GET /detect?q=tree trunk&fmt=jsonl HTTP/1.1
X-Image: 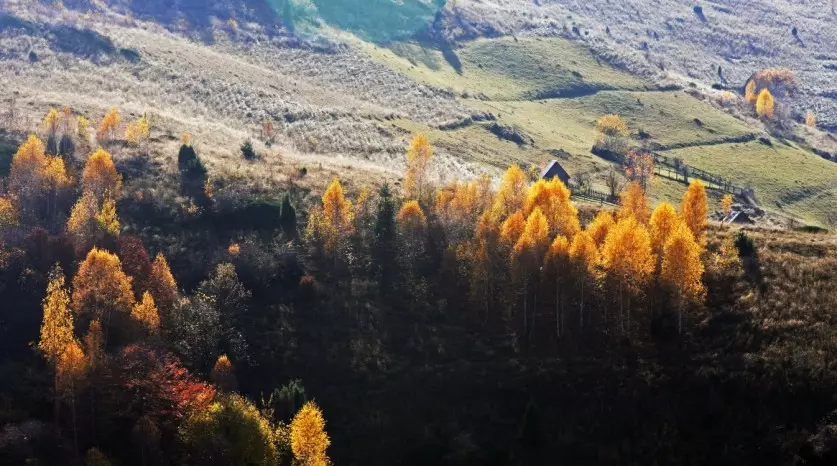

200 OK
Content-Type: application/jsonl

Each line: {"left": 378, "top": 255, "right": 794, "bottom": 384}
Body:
{"left": 555, "top": 278, "right": 561, "bottom": 340}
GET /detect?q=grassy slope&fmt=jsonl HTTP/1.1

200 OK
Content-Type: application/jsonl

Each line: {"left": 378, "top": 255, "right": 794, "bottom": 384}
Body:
{"left": 359, "top": 36, "right": 836, "bottom": 225}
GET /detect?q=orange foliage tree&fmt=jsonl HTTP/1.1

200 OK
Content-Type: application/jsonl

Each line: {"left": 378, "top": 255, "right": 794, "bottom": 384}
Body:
{"left": 306, "top": 178, "right": 354, "bottom": 261}
{"left": 290, "top": 401, "right": 331, "bottom": 466}
{"left": 39, "top": 265, "right": 76, "bottom": 365}
{"left": 98, "top": 108, "right": 121, "bottom": 141}
{"left": 618, "top": 181, "right": 650, "bottom": 224}
{"left": 524, "top": 178, "right": 580, "bottom": 239}
{"left": 0, "top": 196, "right": 19, "bottom": 230}
{"left": 756, "top": 88, "right": 775, "bottom": 119}
{"left": 83, "top": 148, "right": 122, "bottom": 202}
{"left": 396, "top": 200, "right": 428, "bottom": 272}
{"left": 586, "top": 210, "right": 615, "bottom": 247}
{"left": 210, "top": 354, "right": 238, "bottom": 392}
{"left": 491, "top": 165, "right": 528, "bottom": 220}
{"left": 649, "top": 202, "right": 681, "bottom": 256}
{"left": 681, "top": 180, "right": 708, "bottom": 240}
{"left": 72, "top": 248, "right": 136, "bottom": 344}
{"left": 600, "top": 216, "right": 655, "bottom": 334}
{"left": 132, "top": 291, "right": 161, "bottom": 337}
{"left": 510, "top": 208, "right": 550, "bottom": 339}
{"left": 595, "top": 114, "right": 629, "bottom": 154}
{"left": 660, "top": 223, "right": 705, "bottom": 333}
{"left": 9, "top": 135, "right": 47, "bottom": 216}
{"left": 148, "top": 253, "right": 178, "bottom": 318}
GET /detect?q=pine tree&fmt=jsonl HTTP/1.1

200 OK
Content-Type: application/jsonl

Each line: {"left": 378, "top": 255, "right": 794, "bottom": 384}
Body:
{"left": 373, "top": 184, "right": 398, "bottom": 296}
{"left": 290, "top": 401, "right": 331, "bottom": 466}
{"left": 280, "top": 193, "right": 298, "bottom": 239}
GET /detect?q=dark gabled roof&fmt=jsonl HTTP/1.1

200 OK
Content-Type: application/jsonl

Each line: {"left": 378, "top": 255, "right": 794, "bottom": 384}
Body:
{"left": 540, "top": 160, "right": 570, "bottom": 181}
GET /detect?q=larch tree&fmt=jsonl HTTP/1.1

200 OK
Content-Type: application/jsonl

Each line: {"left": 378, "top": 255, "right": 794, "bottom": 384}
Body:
{"left": 587, "top": 210, "right": 615, "bottom": 247}
{"left": 511, "top": 208, "right": 550, "bottom": 339}
{"left": 98, "top": 108, "right": 120, "bottom": 141}
{"left": 595, "top": 114, "right": 629, "bottom": 154}
{"left": 77, "top": 116, "right": 91, "bottom": 142}
{"left": 404, "top": 133, "right": 433, "bottom": 201}
{"left": 131, "top": 291, "right": 161, "bottom": 337}
{"left": 681, "top": 179, "right": 708, "bottom": 240}
{"left": 600, "top": 216, "right": 656, "bottom": 335}
{"left": 72, "top": 247, "right": 136, "bottom": 345}
{"left": 95, "top": 197, "right": 120, "bottom": 237}
{"left": 618, "top": 181, "right": 650, "bottom": 224}
{"left": 756, "top": 88, "right": 775, "bottom": 119}
{"left": 491, "top": 165, "right": 528, "bottom": 220}
{"left": 148, "top": 253, "right": 178, "bottom": 318}
{"left": 67, "top": 191, "right": 100, "bottom": 250}
{"left": 649, "top": 202, "right": 681, "bottom": 256}
{"left": 660, "top": 223, "right": 705, "bottom": 333}
{"left": 744, "top": 80, "right": 758, "bottom": 104}
{"left": 83, "top": 148, "right": 122, "bottom": 202}
{"left": 720, "top": 194, "right": 734, "bottom": 218}
{"left": 0, "top": 196, "right": 18, "bottom": 231}
{"left": 524, "top": 178, "right": 580, "bottom": 239}
{"left": 126, "top": 114, "right": 150, "bottom": 149}
{"left": 39, "top": 265, "right": 76, "bottom": 366}
{"left": 210, "top": 354, "right": 238, "bottom": 392}
{"left": 569, "top": 231, "right": 599, "bottom": 329}
{"left": 544, "top": 235, "right": 570, "bottom": 339}
{"left": 84, "top": 320, "right": 105, "bottom": 373}
{"left": 57, "top": 341, "right": 86, "bottom": 455}
{"left": 44, "top": 155, "right": 71, "bottom": 219}
{"left": 290, "top": 401, "right": 331, "bottom": 466}
{"left": 396, "top": 200, "right": 428, "bottom": 273}
{"left": 499, "top": 210, "right": 526, "bottom": 250}
{"left": 805, "top": 111, "right": 817, "bottom": 128}
{"left": 9, "top": 134, "right": 47, "bottom": 217}
{"left": 43, "top": 108, "right": 60, "bottom": 142}
{"left": 306, "top": 178, "right": 354, "bottom": 262}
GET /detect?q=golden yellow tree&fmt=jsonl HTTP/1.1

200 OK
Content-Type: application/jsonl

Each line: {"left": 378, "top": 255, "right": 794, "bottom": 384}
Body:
{"left": 744, "top": 80, "right": 758, "bottom": 104}
{"left": 84, "top": 320, "right": 105, "bottom": 373}
{"left": 681, "top": 179, "right": 708, "bottom": 240}
{"left": 499, "top": 210, "right": 526, "bottom": 250}
{"left": 600, "top": 216, "right": 655, "bottom": 334}
{"left": 756, "top": 88, "right": 775, "bottom": 119}
{"left": 569, "top": 231, "right": 599, "bottom": 329}
{"left": 649, "top": 202, "right": 681, "bottom": 256}
{"left": 39, "top": 265, "right": 75, "bottom": 365}
{"left": 126, "top": 114, "right": 150, "bottom": 148}
{"left": 42, "top": 108, "right": 60, "bottom": 141}
{"left": 0, "top": 197, "right": 18, "bottom": 230}
{"left": 290, "top": 401, "right": 331, "bottom": 466}
{"left": 211, "top": 354, "right": 238, "bottom": 392}
{"left": 83, "top": 148, "right": 122, "bottom": 202}
{"left": 595, "top": 114, "right": 629, "bottom": 153}
{"left": 720, "top": 194, "right": 733, "bottom": 219}
{"left": 148, "top": 253, "right": 178, "bottom": 317}
{"left": 544, "top": 235, "right": 570, "bottom": 339}
{"left": 95, "top": 198, "right": 120, "bottom": 236}
{"left": 306, "top": 178, "right": 354, "bottom": 259}
{"left": 131, "top": 291, "right": 160, "bottom": 336}
{"left": 511, "top": 208, "right": 550, "bottom": 339}
{"left": 404, "top": 133, "right": 433, "bottom": 201}
{"left": 524, "top": 178, "right": 580, "bottom": 239}
{"left": 9, "top": 134, "right": 47, "bottom": 215}
{"left": 618, "top": 181, "right": 650, "bottom": 224}
{"left": 72, "top": 248, "right": 136, "bottom": 342}
{"left": 98, "top": 108, "right": 121, "bottom": 141}
{"left": 77, "top": 116, "right": 91, "bottom": 141}
{"left": 805, "top": 111, "right": 817, "bottom": 128}
{"left": 586, "top": 210, "right": 615, "bottom": 247}
{"left": 57, "top": 340, "right": 87, "bottom": 455}
{"left": 491, "top": 165, "right": 528, "bottom": 220}
{"left": 67, "top": 191, "right": 100, "bottom": 248}
{"left": 660, "top": 223, "right": 705, "bottom": 333}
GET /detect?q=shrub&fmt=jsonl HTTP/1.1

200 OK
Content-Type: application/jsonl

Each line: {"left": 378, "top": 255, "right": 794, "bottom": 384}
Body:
{"left": 241, "top": 140, "right": 258, "bottom": 161}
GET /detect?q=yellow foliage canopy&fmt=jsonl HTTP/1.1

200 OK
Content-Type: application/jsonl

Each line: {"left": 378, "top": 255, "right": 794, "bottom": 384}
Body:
{"left": 56, "top": 341, "right": 86, "bottom": 397}
{"left": 98, "top": 108, "right": 121, "bottom": 140}
{"left": 649, "top": 202, "right": 681, "bottom": 255}
{"left": 72, "top": 247, "right": 135, "bottom": 321}
{"left": 499, "top": 210, "right": 526, "bottom": 249}
{"left": 67, "top": 191, "right": 100, "bottom": 244}
{"left": 83, "top": 148, "right": 122, "bottom": 201}
{"left": 404, "top": 133, "right": 433, "bottom": 200}
{"left": 96, "top": 198, "right": 120, "bottom": 236}
{"left": 491, "top": 165, "right": 527, "bottom": 220}
{"left": 596, "top": 114, "right": 629, "bottom": 137}
{"left": 39, "top": 266, "right": 75, "bottom": 365}
{"left": 148, "top": 253, "right": 178, "bottom": 316}
{"left": 720, "top": 194, "right": 733, "bottom": 217}
{"left": 131, "top": 291, "right": 160, "bottom": 335}
{"left": 600, "top": 216, "right": 656, "bottom": 293}
{"left": 9, "top": 134, "right": 47, "bottom": 200}
{"left": 307, "top": 178, "right": 354, "bottom": 257}
{"left": 756, "top": 88, "right": 775, "bottom": 119}
{"left": 0, "top": 197, "right": 18, "bottom": 229}
{"left": 569, "top": 230, "right": 599, "bottom": 274}
{"left": 805, "top": 111, "right": 817, "bottom": 128}
{"left": 618, "top": 182, "right": 650, "bottom": 224}
{"left": 524, "top": 178, "right": 580, "bottom": 239}
{"left": 661, "top": 223, "right": 705, "bottom": 304}
{"left": 681, "top": 180, "right": 708, "bottom": 239}
{"left": 396, "top": 200, "right": 427, "bottom": 233}
{"left": 290, "top": 401, "right": 331, "bottom": 466}
{"left": 211, "top": 354, "right": 238, "bottom": 392}
{"left": 586, "top": 210, "right": 615, "bottom": 247}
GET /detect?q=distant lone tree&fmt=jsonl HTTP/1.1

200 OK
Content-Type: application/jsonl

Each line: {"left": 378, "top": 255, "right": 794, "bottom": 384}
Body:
{"left": 291, "top": 401, "right": 331, "bottom": 466}
{"left": 98, "top": 108, "right": 121, "bottom": 141}
{"left": 756, "top": 88, "right": 775, "bottom": 119}
{"left": 805, "top": 111, "right": 817, "bottom": 128}
{"left": 595, "top": 114, "right": 629, "bottom": 155}
{"left": 404, "top": 133, "right": 433, "bottom": 201}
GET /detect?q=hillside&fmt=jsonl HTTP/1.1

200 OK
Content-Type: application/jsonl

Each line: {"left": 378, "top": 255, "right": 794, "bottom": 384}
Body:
{"left": 2, "top": 0, "right": 837, "bottom": 226}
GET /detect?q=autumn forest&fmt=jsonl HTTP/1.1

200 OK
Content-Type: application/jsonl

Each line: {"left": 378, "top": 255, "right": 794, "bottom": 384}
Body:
{"left": 2, "top": 105, "right": 837, "bottom": 466}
